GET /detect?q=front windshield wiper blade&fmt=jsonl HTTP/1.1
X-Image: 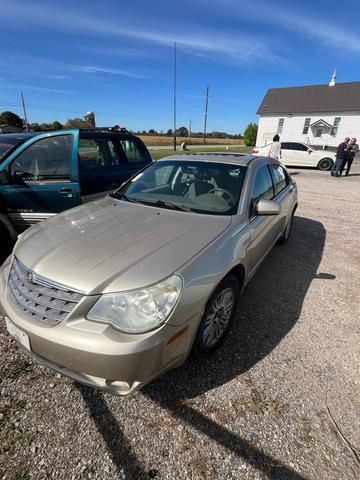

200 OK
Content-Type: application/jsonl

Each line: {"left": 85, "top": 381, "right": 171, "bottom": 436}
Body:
{"left": 111, "top": 192, "right": 140, "bottom": 203}
{"left": 151, "top": 199, "right": 191, "bottom": 212}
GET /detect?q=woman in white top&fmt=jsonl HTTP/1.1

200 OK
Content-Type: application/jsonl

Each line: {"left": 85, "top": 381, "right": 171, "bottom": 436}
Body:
{"left": 268, "top": 134, "right": 281, "bottom": 160}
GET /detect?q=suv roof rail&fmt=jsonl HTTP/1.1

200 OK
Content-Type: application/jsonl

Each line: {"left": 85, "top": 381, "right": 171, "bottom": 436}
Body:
{"left": 79, "top": 126, "right": 132, "bottom": 135}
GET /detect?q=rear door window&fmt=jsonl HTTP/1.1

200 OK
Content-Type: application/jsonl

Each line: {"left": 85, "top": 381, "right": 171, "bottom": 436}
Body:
{"left": 120, "top": 138, "right": 151, "bottom": 164}
{"left": 78, "top": 138, "right": 123, "bottom": 171}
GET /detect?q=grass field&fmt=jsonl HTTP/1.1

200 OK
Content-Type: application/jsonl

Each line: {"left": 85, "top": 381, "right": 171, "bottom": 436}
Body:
{"left": 150, "top": 145, "right": 250, "bottom": 160}
{"left": 139, "top": 135, "right": 244, "bottom": 147}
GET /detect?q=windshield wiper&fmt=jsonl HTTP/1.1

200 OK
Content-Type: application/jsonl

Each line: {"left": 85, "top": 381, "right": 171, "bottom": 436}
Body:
{"left": 145, "top": 199, "right": 191, "bottom": 212}
{"left": 111, "top": 192, "right": 140, "bottom": 203}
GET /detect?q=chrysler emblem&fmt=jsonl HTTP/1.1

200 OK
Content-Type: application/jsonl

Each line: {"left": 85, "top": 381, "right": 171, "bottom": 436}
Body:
{"left": 26, "top": 272, "right": 33, "bottom": 284}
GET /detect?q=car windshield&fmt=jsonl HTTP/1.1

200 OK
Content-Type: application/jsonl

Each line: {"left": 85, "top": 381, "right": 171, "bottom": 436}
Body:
{"left": 111, "top": 160, "right": 247, "bottom": 215}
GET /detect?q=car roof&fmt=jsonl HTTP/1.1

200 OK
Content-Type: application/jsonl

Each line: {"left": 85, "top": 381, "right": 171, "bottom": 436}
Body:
{"left": 0, "top": 132, "right": 39, "bottom": 141}
{"left": 157, "top": 153, "right": 258, "bottom": 166}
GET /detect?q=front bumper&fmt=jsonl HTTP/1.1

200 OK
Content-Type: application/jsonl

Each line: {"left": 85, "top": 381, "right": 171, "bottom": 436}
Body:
{"left": 0, "top": 261, "right": 198, "bottom": 395}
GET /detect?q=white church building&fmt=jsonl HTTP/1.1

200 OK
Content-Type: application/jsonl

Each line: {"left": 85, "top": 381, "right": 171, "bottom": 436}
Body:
{"left": 256, "top": 73, "right": 360, "bottom": 148}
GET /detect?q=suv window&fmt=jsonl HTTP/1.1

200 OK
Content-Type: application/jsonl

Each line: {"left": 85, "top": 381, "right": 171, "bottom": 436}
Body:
{"left": 250, "top": 165, "right": 274, "bottom": 217}
{"left": 10, "top": 135, "right": 72, "bottom": 182}
{"left": 270, "top": 164, "right": 288, "bottom": 195}
{"left": 281, "top": 142, "right": 291, "bottom": 150}
{"left": 78, "top": 138, "right": 123, "bottom": 171}
{"left": 120, "top": 138, "right": 151, "bottom": 164}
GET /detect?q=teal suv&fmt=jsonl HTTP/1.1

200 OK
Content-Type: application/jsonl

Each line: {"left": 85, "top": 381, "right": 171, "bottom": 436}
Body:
{"left": 0, "top": 128, "right": 152, "bottom": 260}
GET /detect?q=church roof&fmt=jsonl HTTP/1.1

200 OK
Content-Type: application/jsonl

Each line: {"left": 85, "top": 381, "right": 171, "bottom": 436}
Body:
{"left": 257, "top": 82, "right": 360, "bottom": 115}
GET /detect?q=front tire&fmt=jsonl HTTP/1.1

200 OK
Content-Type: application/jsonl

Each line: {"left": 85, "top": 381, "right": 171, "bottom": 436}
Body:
{"left": 193, "top": 276, "right": 240, "bottom": 356}
{"left": 318, "top": 158, "right": 333, "bottom": 171}
{"left": 278, "top": 213, "right": 294, "bottom": 245}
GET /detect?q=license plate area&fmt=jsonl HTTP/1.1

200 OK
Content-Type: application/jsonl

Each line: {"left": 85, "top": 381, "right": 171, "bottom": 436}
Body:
{"left": 5, "top": 317, "right": 31, "bottom": 351}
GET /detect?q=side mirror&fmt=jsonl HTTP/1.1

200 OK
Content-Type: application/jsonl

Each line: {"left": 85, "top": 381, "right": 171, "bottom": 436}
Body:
{"left": 307, "top": 149, "right": 312, "bottom": 154}
{"left": 0, "top": 170, "right": 10, "bottom": 185}
{"left": 257, "top": 199, "right": 280, "bottom": 216}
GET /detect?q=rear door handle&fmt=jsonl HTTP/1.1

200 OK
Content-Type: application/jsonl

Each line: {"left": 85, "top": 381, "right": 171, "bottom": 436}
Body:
{"left": 59, "top": 188, "right": 74, "bottom": 198}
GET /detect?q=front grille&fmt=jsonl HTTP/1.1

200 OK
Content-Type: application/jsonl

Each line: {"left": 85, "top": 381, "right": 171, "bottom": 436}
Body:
{"left": 8, "top": 257, "right": 84, "bottom": 326}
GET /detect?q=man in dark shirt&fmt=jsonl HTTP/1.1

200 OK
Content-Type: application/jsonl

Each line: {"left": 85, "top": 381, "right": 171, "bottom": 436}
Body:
{"left": 341, "top": 137, "right": 358, "bottom": 176}
{"left": 331, "top": 137, "right": 350, "bottom": 177}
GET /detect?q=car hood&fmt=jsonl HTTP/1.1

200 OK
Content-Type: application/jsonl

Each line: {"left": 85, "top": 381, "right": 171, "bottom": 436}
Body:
{"left": 14, "top": 196, "right": 231, "bottom": 294}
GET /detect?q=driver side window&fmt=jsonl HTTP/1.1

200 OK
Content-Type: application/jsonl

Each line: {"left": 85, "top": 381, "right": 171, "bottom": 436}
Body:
{"left": 250, "top": 165, "right": 274, "bottom": 218}
{"left": 11, "top": 135, "right": 72, "bottom": 183}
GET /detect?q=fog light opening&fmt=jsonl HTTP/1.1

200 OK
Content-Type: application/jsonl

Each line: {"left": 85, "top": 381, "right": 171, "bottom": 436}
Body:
{"left": 106, "top": 380, "right": 131, "bottom": 394}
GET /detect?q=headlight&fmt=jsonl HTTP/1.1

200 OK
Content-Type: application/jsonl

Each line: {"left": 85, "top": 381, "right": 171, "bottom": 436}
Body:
{"left": 86, "top": 275, "right": 182, "bottom": 333}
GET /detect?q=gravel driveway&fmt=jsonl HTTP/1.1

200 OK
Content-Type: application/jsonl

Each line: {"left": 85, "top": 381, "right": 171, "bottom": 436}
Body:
{"left": 1, "top": 161, "right": 359, "bottom": 480}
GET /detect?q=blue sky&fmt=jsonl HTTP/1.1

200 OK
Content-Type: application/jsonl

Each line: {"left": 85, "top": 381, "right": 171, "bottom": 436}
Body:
{"left": 1, "top": 0, "right": 360, "bottom": 134}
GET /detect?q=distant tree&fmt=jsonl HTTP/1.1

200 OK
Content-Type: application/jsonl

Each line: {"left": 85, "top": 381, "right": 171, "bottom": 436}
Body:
{"left": 148, "top": 129, "right": 157, "bottom": 135}
{"left": 0, "top": 111, "right": 23, "bottom": 128}
{"left": 52, "top": 121, "right": 63, "bottom": 130}
{"left": 210, "top": 131, "right": 227, "bottom": 138}
{"left": 166, "top": 129, "right": 173, "bottom": 137}
{"left": 40, "top": 123, "right": 52, "bottom": 131}
{"left": 65, "top": 117, "right": 88, "bottom": 128}
{"left": 141, "top": 130, "right": 147, "bottom": 135}
{"left": 29, "top": 122, "right": 41, "bottom": 131}
{"left": 175, "top": 126, "right": 189, "bottom": 137}
{"left": 243, "top": 123, "right": 258, "bottom": 146}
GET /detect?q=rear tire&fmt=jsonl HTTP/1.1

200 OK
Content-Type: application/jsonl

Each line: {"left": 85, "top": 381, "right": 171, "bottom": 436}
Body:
{"left": 318, "top": 158, "right": 333, "bottom": 171}
{"left": 193, "top": 275, "right": 240, "bottom": 357}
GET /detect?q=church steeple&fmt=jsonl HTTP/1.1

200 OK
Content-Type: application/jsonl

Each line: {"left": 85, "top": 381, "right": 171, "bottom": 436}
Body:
{"left": 329, "top": 69, "right": 336, "bottom": 86}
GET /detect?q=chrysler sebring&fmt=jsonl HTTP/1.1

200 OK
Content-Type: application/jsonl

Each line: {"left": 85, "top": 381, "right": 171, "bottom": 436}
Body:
{"left": 0, "top": 154, "right": 298, "bottom": 395}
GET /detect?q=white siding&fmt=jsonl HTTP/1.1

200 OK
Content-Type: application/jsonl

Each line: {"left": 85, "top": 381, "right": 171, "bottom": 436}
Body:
{"left": 256, "top": 112, "right": 360, "bottom": 147}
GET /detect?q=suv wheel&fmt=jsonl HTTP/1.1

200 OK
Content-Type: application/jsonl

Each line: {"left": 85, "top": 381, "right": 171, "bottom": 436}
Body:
{"left": 318, "top": 158, "right": 333, "bottom": 171}
{"left": 193, "top": 275, "right": 240, "bottom": 356}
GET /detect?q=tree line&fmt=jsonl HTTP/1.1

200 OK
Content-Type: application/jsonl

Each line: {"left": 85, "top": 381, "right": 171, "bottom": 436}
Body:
{"left": 0, "top": 110, "right": 258, "bottom": 145}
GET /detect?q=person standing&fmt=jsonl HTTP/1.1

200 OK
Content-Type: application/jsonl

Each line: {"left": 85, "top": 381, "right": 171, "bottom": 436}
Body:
{"left": 331, "top": 137, "right": 350, "bottom": 177}
{"left": 341, "top": 137, "right": 358, "bottom": 176}
{"left": 268, "top": 134, "right": 281, "bottom": 160}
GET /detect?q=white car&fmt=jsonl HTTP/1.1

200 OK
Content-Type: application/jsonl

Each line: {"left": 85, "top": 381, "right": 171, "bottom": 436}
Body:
{"left": 252, "top": 142, "right": 336, "bottom": 171}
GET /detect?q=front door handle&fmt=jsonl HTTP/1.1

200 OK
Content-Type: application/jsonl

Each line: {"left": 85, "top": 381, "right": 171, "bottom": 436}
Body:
{"left": 59, "top": 188, "right": 74, "bottom": 198}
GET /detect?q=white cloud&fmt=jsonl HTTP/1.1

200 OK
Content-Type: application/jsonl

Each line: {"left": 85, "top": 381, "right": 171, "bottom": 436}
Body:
{"left": 0, "top": 0, "right": 283, "bottom": 64}
{"left": 206, "top": 0, "right": 360, "bottom": 54}
{"left": 76, "top": 65, "right": 145, "bottom": 78}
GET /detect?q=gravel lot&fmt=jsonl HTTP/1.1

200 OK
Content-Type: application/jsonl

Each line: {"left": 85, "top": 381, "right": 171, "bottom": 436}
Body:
{"left": 1, "top": 161, "right": 359, "bottom": 480}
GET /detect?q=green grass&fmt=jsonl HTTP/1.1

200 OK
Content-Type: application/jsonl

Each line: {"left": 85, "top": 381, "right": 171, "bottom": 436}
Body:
{"left": 150, "top": 145, "right": 251, "bottom": 160}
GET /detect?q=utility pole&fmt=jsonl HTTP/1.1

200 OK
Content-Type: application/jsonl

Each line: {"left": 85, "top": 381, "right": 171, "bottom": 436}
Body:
{"left": 203, "top": 85, "right": 209, "bottom": 144}
{"left": 188, "top": 119, "right": 191, "bottom": 141}
{"left": 173, "top": 43, "right": 177, "bottom": 151}
{"left": 21, "top": 92, "right": 29, "bottom": 132}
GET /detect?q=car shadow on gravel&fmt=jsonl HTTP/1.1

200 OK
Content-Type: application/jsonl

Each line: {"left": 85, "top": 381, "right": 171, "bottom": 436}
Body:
{"left": 145, "top": 215, "right": 329, "bottom": 399}
{"left": 142, "top": 215, "right": 329, "bottom": 479}
{"left": 75, "top": 383, "right": 147, "bottom": 479}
